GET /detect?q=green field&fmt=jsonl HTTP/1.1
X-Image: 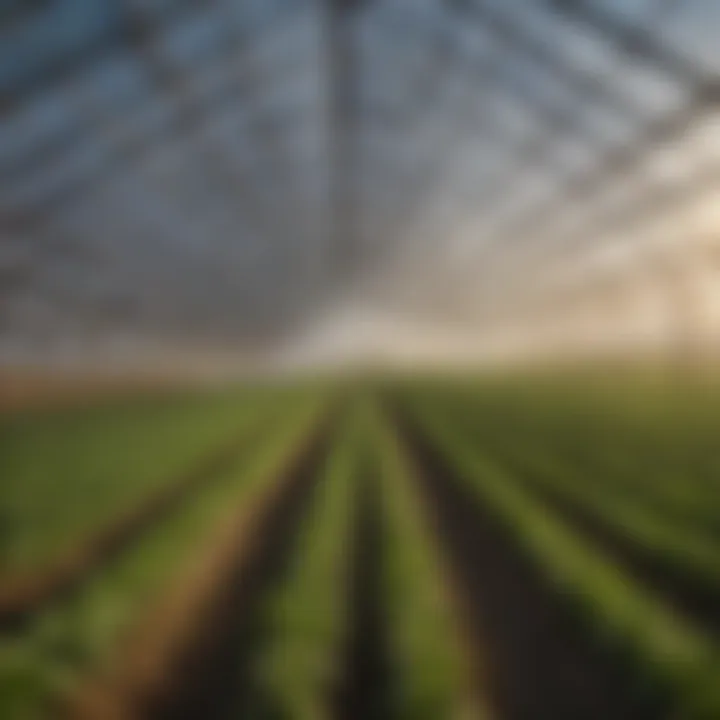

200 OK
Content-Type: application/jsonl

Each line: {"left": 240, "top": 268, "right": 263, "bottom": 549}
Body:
{"left": 1, "top": 375, "right": 719, "bottom": 719}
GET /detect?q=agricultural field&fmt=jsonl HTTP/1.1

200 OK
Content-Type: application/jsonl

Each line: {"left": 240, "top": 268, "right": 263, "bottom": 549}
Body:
{"left": 0, "top": 375, "right": 719, "bottom": 719}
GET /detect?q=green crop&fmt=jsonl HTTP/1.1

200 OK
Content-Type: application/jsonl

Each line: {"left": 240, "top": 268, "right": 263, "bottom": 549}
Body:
{"left": 0, "top": 397, "right": 326, "bottom": 720}
{"left": 371, "top": 405, "right": 488, "bottom": 720}
{"left": 0, "top": 387, "right": 292, "bottom": 574}
{"left": 246, "top": 403, "right": 357, "bottom": 720}
{"left": 410, "top": 398, "right": 720, "bottom": 719}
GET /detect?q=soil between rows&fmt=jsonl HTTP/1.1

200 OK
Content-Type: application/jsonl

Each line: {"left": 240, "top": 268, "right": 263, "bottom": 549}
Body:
{"left": 151, "top": 425, "right": 334, "bottom": 720}
{"left": 334, "top": 456, "right": 394, "bottom": 720}
{"left": 396, "top": 418, "right": 663, "bottom": 720}
{"left": 159, "top": 432, "right": 398, "bottom": 720}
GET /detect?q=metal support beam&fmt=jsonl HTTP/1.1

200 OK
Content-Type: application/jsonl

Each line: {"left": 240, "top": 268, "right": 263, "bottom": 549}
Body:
{"left": 324, "top": 0, "right": 367, "bottom": 278}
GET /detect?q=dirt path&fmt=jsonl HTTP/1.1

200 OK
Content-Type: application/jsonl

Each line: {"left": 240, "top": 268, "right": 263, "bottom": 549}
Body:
{"left": 334, "top": 463, "right": 394, "bottom": 720}
{"left": 66, "top": 420, "right": 333, "bottom": 720}
{"left": 150, "top": 426, "right": 332, "bottom": 720}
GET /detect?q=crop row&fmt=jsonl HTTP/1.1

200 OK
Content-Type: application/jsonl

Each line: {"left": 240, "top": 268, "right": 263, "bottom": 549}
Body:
{"left": 0, "top": 395, "right": 327, "bottom": 719}
{"left": 5, "top": 378, "right": 718, "bottom": 719}
{"left": 0, "top": 386, "right": 308, "bottom": 575}
{"left": 409, "top": 385, "right": 720, "bottom": 621}
{"left": 407, "top": 390, "right": 720, "bottom": 719}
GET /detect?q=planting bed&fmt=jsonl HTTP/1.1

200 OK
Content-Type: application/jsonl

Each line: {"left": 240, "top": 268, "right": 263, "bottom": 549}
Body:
{"left": 1, "top": 377, "right": 719, "bottom": 719}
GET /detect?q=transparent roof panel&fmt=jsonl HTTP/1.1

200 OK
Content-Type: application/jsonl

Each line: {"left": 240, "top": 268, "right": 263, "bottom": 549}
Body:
{"left": 0, "top": 0, "right": 718, "bottom": 350}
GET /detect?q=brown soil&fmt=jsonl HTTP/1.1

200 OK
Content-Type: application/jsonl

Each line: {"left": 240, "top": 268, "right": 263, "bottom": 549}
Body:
{"left": 396, "top": 417, "right": 666, "bottom": 720}
{"left": 334, "top": 459, "right": 395, "bottom": 720}
{"left": 0, "top": 368, "right": 179, "bottom": 414}
{"left": 0, "top": 418, "right": 271, "bottom": 632}
{"left": 65, "top": 418, "right": 332, "bottom": 720}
